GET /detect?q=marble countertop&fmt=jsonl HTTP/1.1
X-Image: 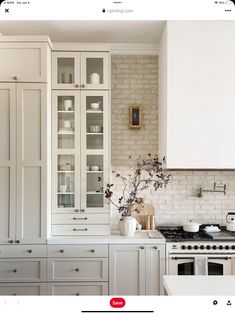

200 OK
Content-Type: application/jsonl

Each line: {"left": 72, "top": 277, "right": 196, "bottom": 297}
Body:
{"left": 164, "top": 275, "right": 235, "bottom": 295}
{"left": 47, "top": 230, "right": 166, "bottom": 244}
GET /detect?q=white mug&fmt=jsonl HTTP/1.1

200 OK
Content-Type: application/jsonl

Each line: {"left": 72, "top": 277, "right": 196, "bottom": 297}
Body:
{"left": 63, "top": 120, "right": 71, "bottom": 128}
{"left": 64, "top": 99, "right": 73, "bottom": 111}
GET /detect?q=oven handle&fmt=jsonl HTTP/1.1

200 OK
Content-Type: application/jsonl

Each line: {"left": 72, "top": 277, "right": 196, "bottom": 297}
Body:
{"left": 171, "top": 257, "right": 232, "bottom": 260}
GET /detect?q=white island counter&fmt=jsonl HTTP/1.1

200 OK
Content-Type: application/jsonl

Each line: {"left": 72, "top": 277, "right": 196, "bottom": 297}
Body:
{"left": 164, "top": 275, "right": 235, "bottom": 295}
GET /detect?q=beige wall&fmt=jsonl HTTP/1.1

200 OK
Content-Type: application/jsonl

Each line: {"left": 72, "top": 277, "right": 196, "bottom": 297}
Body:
{"left": 111, "top": 54, "right": 235, "bottom": 227}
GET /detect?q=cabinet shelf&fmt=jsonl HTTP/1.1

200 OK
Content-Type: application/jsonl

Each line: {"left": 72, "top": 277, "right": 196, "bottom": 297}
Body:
{"left": 57, "top": 192, "right": 75, "bottom": 195}
{"left": 86, "top": 133, "right": 103, "bottom": 135}
{"left": 86, "top": 110, "right": 103, "bottom": 114}
{"left": 57, "top": 171, "right": 75, "bottom": 173}
{"left": 86, "top": 192, "right": 103, "bottom": 195}
{"left": 86, "top": 171, "right": 103, "bottom": 173}
{"left": 58, "top": 111, "right": 75, "bottom": 113}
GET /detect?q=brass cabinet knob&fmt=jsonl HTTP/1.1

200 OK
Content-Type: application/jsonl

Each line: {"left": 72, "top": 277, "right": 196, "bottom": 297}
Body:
{"left": 81, "top": 84, "right": 85, "bottom": 88}
{"left": 15, "top": 240, "right": 20, "bottom": 244}
{"left": 27, "top": 249, "right": 32, "bottom": 253}
{"left": 90, "top": 249, "right": 95, "bottom": 253}
{"left": 12, "top": 269, "right": 17, "bottom": 273}
{"left": 140, "top": 246, "right": 144, "bottom": 250}
{"left": 74, "top": 209, "right": 79, "bottom": 212}
{"left": 153, "top": 246, "right": 158, "bottom": 250}
{"left": 8, "top": 240, "right": 14, "bottom": 244}
{"left": 75, "top": 84, "right": 79, "bottom": 88}
{"left": 75, "top": 268, "right": 80, "bottom": 272}
{"left": 59, "top": 249, "right": 64, "bottom": 253}
{"left": 13, "top": 76, "right": 17, "bottom": 80}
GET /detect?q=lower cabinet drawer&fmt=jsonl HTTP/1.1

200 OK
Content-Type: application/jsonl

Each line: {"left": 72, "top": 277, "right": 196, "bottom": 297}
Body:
{"left": 48, "top": 282, "right": 108, "bottom": 295}
{"left": 47, "top": 244, "right": 108, "bottom": 258}
{"left": 0, "top": 259, "right": 46, "bottom": 282}
{"left": 0, "top": 245, "right": 46, "bottom": 258}
{"left": 47, "top": 258, "right": 108, "bottom": 281}
{"left": 0, "top": 283, "right": 47, "bottom": 295}
{"left": 52, "top": 214, "right": 110, "bottom": 225}
{"left": 52, "top": 225, "right": 110, "bottom": 236}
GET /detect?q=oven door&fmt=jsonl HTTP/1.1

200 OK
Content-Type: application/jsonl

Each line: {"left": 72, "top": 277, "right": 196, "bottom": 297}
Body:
{"left": 168, "top": 255, "right": 232, "bottom": 276}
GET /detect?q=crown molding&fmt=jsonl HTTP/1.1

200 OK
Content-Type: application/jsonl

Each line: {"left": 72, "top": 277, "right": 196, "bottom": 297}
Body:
{"left": 110, "top": 43, "right": 159, "bottom": 55}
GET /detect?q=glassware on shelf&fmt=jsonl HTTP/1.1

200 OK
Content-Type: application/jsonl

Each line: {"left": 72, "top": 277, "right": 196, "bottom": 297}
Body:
{"left": 57, "top": 58, "right": 74, "bottom": 84}
{"left": 86, "top": 58, "right": 103, "bottom": 85}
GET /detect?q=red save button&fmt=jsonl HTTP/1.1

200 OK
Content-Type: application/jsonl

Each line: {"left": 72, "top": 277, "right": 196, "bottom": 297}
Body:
{"left": 110, "top": 298, "right": 126, "bottom": 308}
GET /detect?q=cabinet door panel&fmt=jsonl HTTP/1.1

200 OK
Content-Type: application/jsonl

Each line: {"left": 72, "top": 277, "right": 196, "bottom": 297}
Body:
{"left": 16, "top": 83, "right": 48, "bottom": 243}
{"left": 146, "top": 245, "right": 165, "bottom": 295}
{"left": 109, "top": 245, "right": 145, "bottom": 295}
{"left": 0, "top": 43, "right": 49, "bottom": 82}
{"left": 0, "top": 83, "right": 16, "bottom": 244}
{"left": 48, "top": 282, "right": 108, "bottom": 295}
{"left": 0, "top": 283, "right": 47, "bottom": 295}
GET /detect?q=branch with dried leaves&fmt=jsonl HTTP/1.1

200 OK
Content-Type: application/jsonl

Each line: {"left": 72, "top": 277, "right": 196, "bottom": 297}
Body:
{"left": 105, "top": 154, "right": 171, "bottom": 217}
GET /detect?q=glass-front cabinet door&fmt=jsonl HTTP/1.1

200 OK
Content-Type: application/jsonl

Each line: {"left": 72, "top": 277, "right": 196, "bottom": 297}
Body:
{"left": 81, "top": 90, "right": 109, "bottom": 213}
{"left": 52, "top": 52, "right": 80, "bottom": 89}
{"left": 52, "top": 91, "right": 80, "bottom": 214}
{"left": 81, "top": 52, "right": 109, "bottom": 90}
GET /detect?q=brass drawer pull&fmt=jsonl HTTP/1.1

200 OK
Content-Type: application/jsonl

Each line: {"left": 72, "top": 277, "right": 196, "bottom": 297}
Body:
{"left": 59, "top": 249, "right": 64, "bottom": 253}
{"left": 153, "top": 246, "right": 158, "bottom": 250}
{"left": 140, "top": 246, "right": 144, "bottom": 250}
{"left": 90, "top": 249, "right": 95, "bottom": 253}
{"left": 12, "top": 269, "right": 17, "bottom": 273}
{"left": 75, "top": 84, "right": 79, "bottom": 88}
{"left": 73, "top": 217, "right": 88, "bottom": 220}
{"left": 73, "top": 228, "right": 88, "bottom": 231}
{"left": 13, "top": 76, "right": 17, "bottom": 80}
{"left": 75, "top": 268, "right": 80, "bottom": 272}
{"left": 15, "top": 240, "right": 20, "bottom": 244}
{"left": 27, "top": 249, "right": 32, "bottom": 253}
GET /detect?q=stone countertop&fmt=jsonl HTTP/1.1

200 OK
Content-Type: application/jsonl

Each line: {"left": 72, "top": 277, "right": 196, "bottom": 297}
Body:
{"left": 163, "top": 275, "right": 235, "bottom": 295}
{"left": 47, "top": 230, "right": 166, "bottom": 244}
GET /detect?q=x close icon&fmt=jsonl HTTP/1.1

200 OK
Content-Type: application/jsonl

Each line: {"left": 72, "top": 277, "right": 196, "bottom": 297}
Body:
{"left": 5, "top": 8, "right": 9, "bottom": 12}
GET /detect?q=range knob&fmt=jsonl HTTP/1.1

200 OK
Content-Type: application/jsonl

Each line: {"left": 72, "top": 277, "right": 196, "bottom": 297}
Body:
{"left": 219, "top": 245, "right": 223, "bottom": 250}
{"left": 188, "top": 245, "right": 192, "bottom": 250}
{"left": 194, "top": 245, "right": 199, "bottom": 250}
{"left": 206, "top": 245, "right": 211, "bottom": 250}
{"left": 231, "top": 245, "right": 235, "bottom": 250}
{"left": 200, "top": 245, "right": 205, "bottom": 250}
{"left": 225, "top": 245, "right": 230, "bottom": 250}
{"left": 212, "top": 245, "right": 217, "bottom": 250}
{"left": 181, "top": 245, "right": 186, "bottom": 250}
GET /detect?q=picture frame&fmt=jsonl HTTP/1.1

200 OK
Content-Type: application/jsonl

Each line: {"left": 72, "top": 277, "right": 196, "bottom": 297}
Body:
{"left": 129, "top": 104, "right": 142, "bottom": 129}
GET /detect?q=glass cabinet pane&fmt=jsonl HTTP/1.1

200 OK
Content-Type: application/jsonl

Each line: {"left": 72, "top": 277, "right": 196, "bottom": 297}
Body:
{"left": 57, "top": 96, "right": 75, "bottom": 149}
{"left": 86, "top": 58, "right": 104, "bottom": 85}
{"left": 86, "top": 95, "right": 104, "bottom": 149}
{"left": 86, "top": 155, "right": 104, "bottom": 208}
{"left": 57, "top": 155, "right": 75, "bottom": 208}
{"left": 57, "top": 58, "right": 75, "bottom": 84}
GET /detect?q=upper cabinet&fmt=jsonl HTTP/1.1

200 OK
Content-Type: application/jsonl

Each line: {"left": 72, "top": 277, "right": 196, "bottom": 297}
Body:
{"left": 159, "top": 21, "right": 235, "bottom": 169}
{"left": 0, "top": 40, "right": 51, "bottom": 83}
{"left": 52, "top": 51, "right": 109, "bottom": 90}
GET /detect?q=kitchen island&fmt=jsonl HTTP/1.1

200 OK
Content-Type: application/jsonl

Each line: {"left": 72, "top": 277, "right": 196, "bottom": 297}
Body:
{"left": 164, "top": 275, "right": 235, "bottom": 295}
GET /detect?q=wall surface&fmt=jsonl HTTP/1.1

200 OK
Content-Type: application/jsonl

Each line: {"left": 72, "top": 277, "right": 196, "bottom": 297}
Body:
{"left": 111, "top": 54, "right": 235, "bottom": 227}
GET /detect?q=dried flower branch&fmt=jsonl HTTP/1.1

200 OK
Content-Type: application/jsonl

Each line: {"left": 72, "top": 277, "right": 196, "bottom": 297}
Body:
{"left": 105, "top": 154, "right": 171, "bottom": 217}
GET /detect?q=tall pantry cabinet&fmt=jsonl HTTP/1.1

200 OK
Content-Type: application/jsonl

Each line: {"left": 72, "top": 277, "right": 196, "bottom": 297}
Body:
{"left": 0, "top": 37, "right": 51, "bottom": 244}
{"left": 51, "top": 45, "right": 110, "bottom": 236}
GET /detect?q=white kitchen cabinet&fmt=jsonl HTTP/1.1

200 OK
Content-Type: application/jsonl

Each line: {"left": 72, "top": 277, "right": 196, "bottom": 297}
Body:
{"left": 159, "top": 21, "right": 235, "bottom": 169}
{"left": 109, "top": 244, "right": 165, "bottom": 295}
{"left": 52, "top": 51, "right": 109, "bottom": 90}
{"left": 52, "top": 89, "right": 110, "bottom": 236}
{"left": 0, "top": 83, "right": 50, "bottom": 244}
{"left": 0, "top": 283, "right": 47, "bottom": 295}
{"left": 0, "top": 42, "right": 51, "bottom": 83}
{"left": 109, "top": 245, "right": 146, "bottom": 295}
{"left": 47, "top": 282, "right": 108, "bottom": 295}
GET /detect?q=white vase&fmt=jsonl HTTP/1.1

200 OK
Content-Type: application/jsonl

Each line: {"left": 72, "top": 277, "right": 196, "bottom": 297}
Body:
{"left": 118, "top": 217, "right": 137, "bottom": 236}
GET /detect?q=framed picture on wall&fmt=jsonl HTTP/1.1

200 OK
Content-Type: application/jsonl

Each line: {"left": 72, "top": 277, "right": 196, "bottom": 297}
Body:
{"left": 129, "top": 104, "right": 142, "bottom": 129}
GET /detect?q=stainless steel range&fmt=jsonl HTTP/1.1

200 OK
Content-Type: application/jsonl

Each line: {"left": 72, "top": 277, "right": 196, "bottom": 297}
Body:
{"left": 158, "top": 225, "right": 235, "bottom": 276}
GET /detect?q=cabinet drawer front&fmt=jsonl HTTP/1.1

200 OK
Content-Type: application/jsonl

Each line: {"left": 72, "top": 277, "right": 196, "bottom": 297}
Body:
{"left": 0, "top": 43, "right": 49, "bottom": 83}
{"left": 52, "top": 214, "right": 109, "bottom": 225}
{"left": 0, "top": 259, "right": 46, "bottom": 282}
{"left": 47, "top": 258, "right": 108, "bottom": 281}
{"left": 52, "top": 225, "right": 110, "bottom": 236}
{"left": 0, "top": 283, "right": 47, "bottom": 295}
{"left": 47, "top": 245, "right": 108, "bottom": 258}
{"left": 48, "top": 282, "right": 108, "bottom": 295}
{"left": 0, "top": 245, "right": 46, "bottom": 258}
